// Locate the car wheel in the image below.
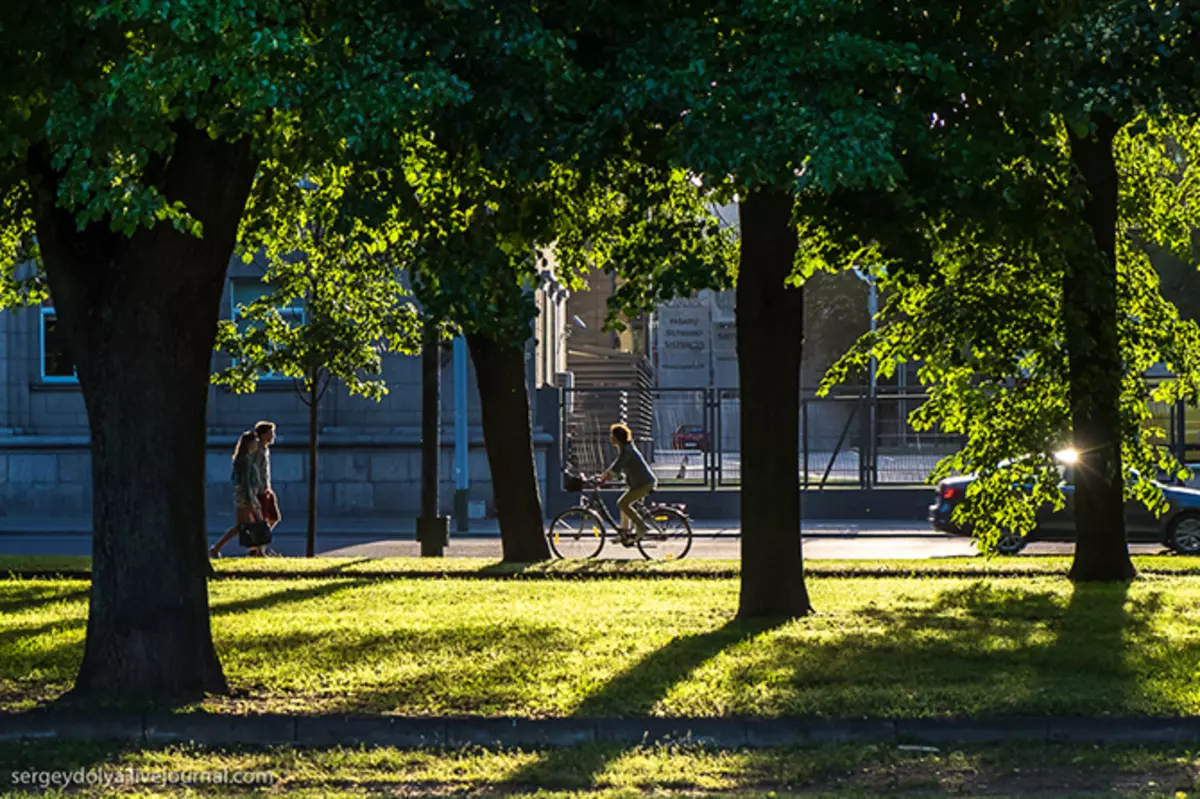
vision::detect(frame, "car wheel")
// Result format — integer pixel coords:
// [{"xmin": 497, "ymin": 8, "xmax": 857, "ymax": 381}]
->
[
  {"xmin": 994, "ymin": 530, "xmax": 1026, "ymax": 555},
  {"xmin": 1169, "ymin": 514, "xmax": 1200, "ymax": 555}
]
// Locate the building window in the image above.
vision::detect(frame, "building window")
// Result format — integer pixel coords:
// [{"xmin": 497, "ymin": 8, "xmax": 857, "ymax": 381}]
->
[
  {"xmin": 229, "ymin": 280, "xmax": 306, "ymax": 380},
  {"xmin": 40, "ymin": 308, "xmax": 77, "ymax": 383}
]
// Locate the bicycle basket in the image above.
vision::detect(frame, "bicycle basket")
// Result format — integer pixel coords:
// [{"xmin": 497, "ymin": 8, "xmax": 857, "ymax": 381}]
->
[{"xmin": 564, "ymin": 473, "xmax": 583, "ymax": 493}]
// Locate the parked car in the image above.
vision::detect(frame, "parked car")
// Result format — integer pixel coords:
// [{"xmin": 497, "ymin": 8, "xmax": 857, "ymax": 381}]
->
[
  {"xmin": 672, "ymin": 424, "xmax": 708, "ymax": 451},
  {"xmin": 928, "ymin": 450, "xmax": 1200, "ymax": 554}
]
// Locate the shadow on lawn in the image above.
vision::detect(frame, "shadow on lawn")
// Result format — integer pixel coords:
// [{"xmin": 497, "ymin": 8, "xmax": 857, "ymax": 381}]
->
[
  {"xmin": 504, "ymin": 616, "xmax": 787, "ymax": 789},
  {"xmin": 500, "ymin": 578, "xmax": 1173, "ymax": 792},
  {"xmin": 226, "ymin": 618, "xmax": 581, "ymax": 715},
  {"xmin": 0, "ymin": 585, "xmax": 88, "ymax": 617},
  {"xmin": 209, "ymin": 577, "xmax": 375, "ymax": 617},
  {"xmin": 0, "ymin": 580, "xmax": 377, "ymax": 715}
]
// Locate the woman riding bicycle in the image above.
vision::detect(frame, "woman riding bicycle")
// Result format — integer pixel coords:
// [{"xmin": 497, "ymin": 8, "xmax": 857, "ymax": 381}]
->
[{"xmin": 598, "ymin": 423, "xmax": 657, "ymax": 541}]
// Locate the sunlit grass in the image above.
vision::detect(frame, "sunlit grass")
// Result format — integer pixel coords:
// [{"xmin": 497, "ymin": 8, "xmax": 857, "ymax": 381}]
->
[{"xmin": 3, "ymin": 575, "xmax": 1200, "ymax": 719}]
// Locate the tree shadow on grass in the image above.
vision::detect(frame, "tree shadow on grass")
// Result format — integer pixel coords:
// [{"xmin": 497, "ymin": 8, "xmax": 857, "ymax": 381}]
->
[
  {"xmin": 1036, "ymin": 580, "xmax": 1138, "ymax": 714},
  {"xmin": 209, "ymin": 577, "xmax": 376, "ymax": 617},
  {"xmin": 0, "ymin": 580, "xmax": 380, "ymax": 716},
  {"xmin": 324, "ymin": 558, "xmax": 373, "ymax": 573},
  {"xmin": 499, "ymin": 579, "xmax": 1163, "ymax": 792},
  {"xmin": 208, "ymin": 617, "xmax": 584, "ymax": 717},
  {"xmin": 503, "ymin": 615, "xmax": 789, "ymax": 790},
  {"xmin": 0, "ymin": 585, "xmax": 88, "ymax": 617}
]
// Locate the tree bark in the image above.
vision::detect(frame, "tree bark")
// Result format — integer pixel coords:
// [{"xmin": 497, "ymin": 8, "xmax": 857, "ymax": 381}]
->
[
  {"xmin": 1065, "ymin": 114, "xmax": 1135, "ymax": 582},
  {"xmin": 736, "ymin": 188, "xmax": 813, "ymax": 618},
  {"xmin": 466, "ymin": 333, "xmax": 550, "ymax": 562},
  {"xmin": 306, "ymin": 370, "xmax": 319, "ymax": 559},
  {"xmin": 30, "ymin": 126, "xmax": 257, "ymax": 701}
]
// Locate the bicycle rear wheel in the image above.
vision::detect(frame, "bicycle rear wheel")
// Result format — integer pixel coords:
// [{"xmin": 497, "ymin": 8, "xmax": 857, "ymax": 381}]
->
[
  {"xmin": 636, "ymin": 506, "xmax": 693, "ymax": 561},
  {"xmin": 548, "ymin": 507, "xmax": 607, "ymax": 559}
]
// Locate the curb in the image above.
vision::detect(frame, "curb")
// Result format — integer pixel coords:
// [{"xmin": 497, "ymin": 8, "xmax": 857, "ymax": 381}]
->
[
  {"xmin": 5, "ymin": 712, "xmax": 1200, "ymax": 748},
  {"xmin": 6, "ymin": 568, "xmax": 1200, "ymax": 582},
  {"xmin": 6, "ymin": 566, "xmax": 1200, "ymax": 582}
]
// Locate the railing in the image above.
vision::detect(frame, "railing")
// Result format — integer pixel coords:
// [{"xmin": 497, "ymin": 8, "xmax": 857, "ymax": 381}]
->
[{"xmin": 559, "ymin": 387, "xmax": 964, "ymax": 490}]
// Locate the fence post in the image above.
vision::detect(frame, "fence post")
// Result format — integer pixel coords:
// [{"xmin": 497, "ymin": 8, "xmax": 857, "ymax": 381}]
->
[
  {"xmin": 802, "ymin": 399, "xmax": 809, "ymax": 489},
  {"xmin": 857, "ymin": 392, "xmax": 870, "ymax": 489},
  {"xmin": 708, "ymin": 388, "xmax": 718, "ymax": 491},
  {"xmin": 870, "ymin": 391, "xmax": 879, "ymax": 488}
]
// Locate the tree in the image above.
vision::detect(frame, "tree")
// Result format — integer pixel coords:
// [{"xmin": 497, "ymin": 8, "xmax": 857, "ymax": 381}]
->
[
  {"xmin": 593, "ymin": 0, "xmax": 959, "ymax": 617},
  {"xmin": 213, "ymin": 170, "xmax": 418, "ymax": 558},
  {"xmin": 396, "ymin": 5, "xmax": 736, "ymax": 561},
  {"xmin": 0, "ymin": 0, "xmax": 519, "ymax": 700},
  {"xmin": 815, "ymin": 3, "xmax": 1200, "ymax": 581}
]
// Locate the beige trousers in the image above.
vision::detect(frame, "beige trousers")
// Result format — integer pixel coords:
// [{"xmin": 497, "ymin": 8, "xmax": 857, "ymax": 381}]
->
[{"xmin": 617, "ymin": 484, "xmax": 654, "ymax": 532}]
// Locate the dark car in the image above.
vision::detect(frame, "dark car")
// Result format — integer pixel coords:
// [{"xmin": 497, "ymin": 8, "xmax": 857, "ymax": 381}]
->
[
  {"xmin": 672, "ymin": 424, "xmax": 707, "ymax": 451},
  {"xmin": 929, "ymin": 450, "xmax": 1200, "ymax": 554}
]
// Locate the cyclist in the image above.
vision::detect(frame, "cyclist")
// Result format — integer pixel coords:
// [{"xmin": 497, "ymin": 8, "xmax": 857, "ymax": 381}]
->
[{"xmin": 598, "ymin": 423, "xmax": 657, "ymax": 543}]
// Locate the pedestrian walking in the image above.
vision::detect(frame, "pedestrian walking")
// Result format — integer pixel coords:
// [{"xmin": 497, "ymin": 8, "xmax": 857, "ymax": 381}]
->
[
  {"xmin": 250, "ymin": 420, "xmax": 281, "ymax": 531},
  {"xmin": 209, "ymin": 430, "xmax": 268, "ymax": 558}
]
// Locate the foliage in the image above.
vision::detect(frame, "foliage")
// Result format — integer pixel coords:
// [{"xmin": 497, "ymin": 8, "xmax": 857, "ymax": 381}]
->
[
  {"xmin": 807, "ymin": 2, "xmax": 1200, "ymax": 550},
  {"xmin": 552, "ymin": 164, "xmax": 738, "ymax": 328},
  {"xmin": 211, "ymin": 166, "xmax": 421, "ymax": 399},
  {"xmin": 0, "ymin": 0, "xmax": 560, "ymax": 303}
]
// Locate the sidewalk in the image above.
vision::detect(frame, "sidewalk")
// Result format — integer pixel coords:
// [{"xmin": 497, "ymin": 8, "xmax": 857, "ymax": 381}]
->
[
  {"xmin": 4, "ymin": 710, "xmax": 1199, "ymax": 748},
  {"xmin": 0, "ymin": 517, "xmax": 938, "ymax": 538}
]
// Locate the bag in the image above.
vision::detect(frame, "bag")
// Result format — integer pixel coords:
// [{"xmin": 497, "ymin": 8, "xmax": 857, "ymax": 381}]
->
[
  {"xmin": 238, "ymin": 519, "xmax": 272, "ymax": 548},
  {"xmin": 258, "ymin": 490, "xmax": 281, "ymax": 525}
]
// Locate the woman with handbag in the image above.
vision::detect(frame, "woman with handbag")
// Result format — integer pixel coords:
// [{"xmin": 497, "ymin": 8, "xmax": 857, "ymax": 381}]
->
[{"xmin": 209, "ymin": 430, "xmax": 269, "ymax": 558}]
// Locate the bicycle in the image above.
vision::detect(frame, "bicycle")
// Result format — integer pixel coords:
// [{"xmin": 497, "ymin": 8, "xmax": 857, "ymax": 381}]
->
[{"xmin": 548, "ymin": 473, "xmax": 694, "ymax": 560}]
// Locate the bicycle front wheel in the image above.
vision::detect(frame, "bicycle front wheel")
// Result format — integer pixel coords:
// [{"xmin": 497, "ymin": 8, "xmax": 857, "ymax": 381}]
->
[
  {"xmin": 637, "ymin": 506, "xmax": 693, "ymax": 561},
  {"xmin": 548, "ymin": 507, "xmax": 607, "ymax": 559}
]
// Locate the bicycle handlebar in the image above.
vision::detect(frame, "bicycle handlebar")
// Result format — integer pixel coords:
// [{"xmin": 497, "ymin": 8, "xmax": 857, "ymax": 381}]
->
[{"xmin": 566, "ymin": 472, "xmax": 609, "ymax": 489}]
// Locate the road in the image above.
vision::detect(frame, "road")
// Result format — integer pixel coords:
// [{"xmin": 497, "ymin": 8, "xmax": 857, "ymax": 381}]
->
[{"xmin": 0, "ymin": 521, "xmax": 1170, "ymax": 560}]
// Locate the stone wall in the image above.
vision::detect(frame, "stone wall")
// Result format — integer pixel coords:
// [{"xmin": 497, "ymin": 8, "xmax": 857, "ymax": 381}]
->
[{"xmin": 0, "ymin": 434, "xmax": 551, "ymax": 522}]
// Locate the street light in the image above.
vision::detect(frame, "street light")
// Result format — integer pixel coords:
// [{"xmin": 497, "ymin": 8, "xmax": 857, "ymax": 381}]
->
[{"xmin": 852, "ymin": 265, "xmax": 879, "ymax": 488}]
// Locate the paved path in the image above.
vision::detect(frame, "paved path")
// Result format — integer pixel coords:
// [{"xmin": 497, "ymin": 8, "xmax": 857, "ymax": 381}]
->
[
  {"xmin": 7, "ymin": 709, "xmax": 1200, "ymax": 748},
  {"xmin": 0, "ymin": 525, "xmax": 1169, "ymax": 560}
]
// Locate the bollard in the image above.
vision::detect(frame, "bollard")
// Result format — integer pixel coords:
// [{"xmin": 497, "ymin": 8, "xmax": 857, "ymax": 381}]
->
[{"xmin": 416, "ymin": 515, "xmax": 449, "ymax": 558}]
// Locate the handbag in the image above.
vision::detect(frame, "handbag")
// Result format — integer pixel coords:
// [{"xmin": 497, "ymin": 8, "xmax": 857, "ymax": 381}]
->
[
  {"xmin": 258, "ymin": 490, "xmax": 281, "ymax": 525},
  {"xmin": 238, "ymin": 519, "xmax": 272, "ymax": 548}
]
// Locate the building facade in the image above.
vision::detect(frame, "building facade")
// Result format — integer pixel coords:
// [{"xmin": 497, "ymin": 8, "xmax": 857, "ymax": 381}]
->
[{"xmin": 0, "ymin": 255, "xmax": 552, "ymax": 527}]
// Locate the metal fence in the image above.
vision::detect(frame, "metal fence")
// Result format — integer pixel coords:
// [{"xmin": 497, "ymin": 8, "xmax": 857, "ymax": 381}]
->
[
  {"xmin": 560, "ymin": 387, "xmax": 964, "ymax": 490},
  {"xmin": 559, "ymin": 385, "xmax": 1200, "ymax": 491}
]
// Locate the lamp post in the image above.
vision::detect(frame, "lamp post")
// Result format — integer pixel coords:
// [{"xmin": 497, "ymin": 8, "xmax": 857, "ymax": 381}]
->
[
  {"xmin": 452, "ymin": 335, "xmax": 469, "ymax": 532},
  {"xmin": 852, "ymin": 266, "xmax": 878, "ymax": 488}
]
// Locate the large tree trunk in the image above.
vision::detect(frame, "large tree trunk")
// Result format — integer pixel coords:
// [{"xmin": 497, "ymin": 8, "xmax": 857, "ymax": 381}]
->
[
  {"xmin": 736, "ymin": 188, "xmax": 813, "ymax": 618},
  {"xmin": 1065, "ymin": 114, "xmax": 1135, "ymax": 582},
  {"xmin": 30, "ymin": 127, "xmax": 257, "ymax": 701},
  {"xmin": 466, "ymin": 333, "xmax": 550, "ymax": 562}
]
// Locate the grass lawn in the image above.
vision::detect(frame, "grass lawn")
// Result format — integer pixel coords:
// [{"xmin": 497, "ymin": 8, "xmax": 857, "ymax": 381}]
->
[
  {"xmin": 1, "ymin": 740, "xmax": 1198, "ymax": 797},
  {"xmin": 4, "ymin": 574, "xmax": 1200, "ymax": 719}
]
